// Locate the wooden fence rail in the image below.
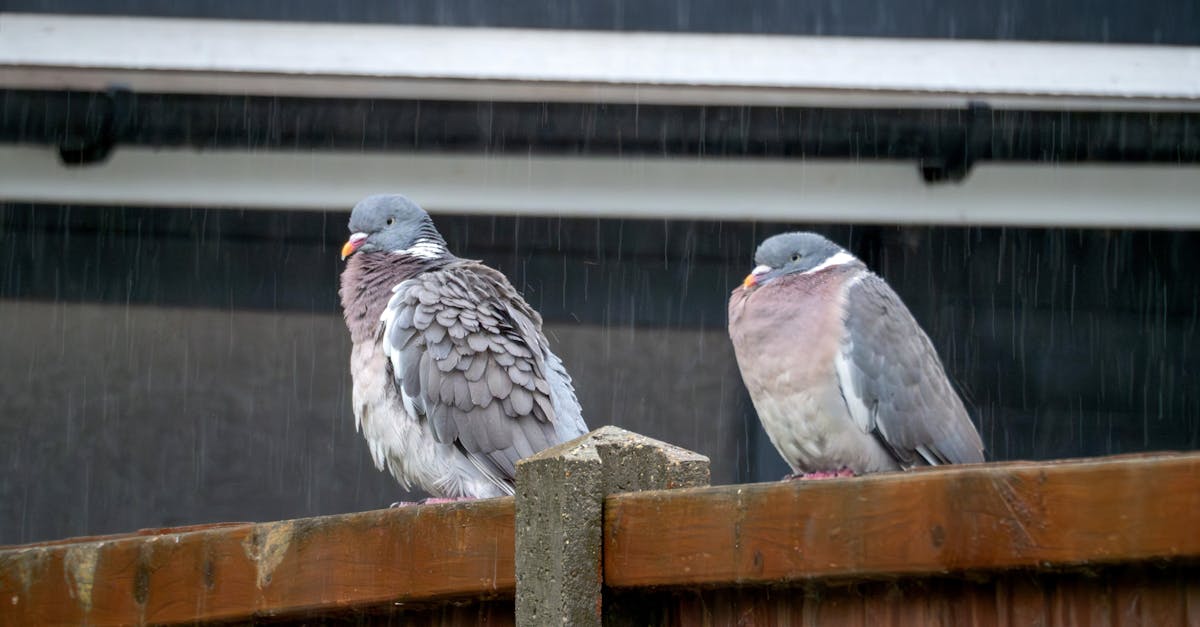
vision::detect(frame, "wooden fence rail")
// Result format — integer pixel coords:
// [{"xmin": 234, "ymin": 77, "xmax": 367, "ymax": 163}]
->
[
  {"xmin": 1, "ymin": 427, "xmax": 1197, "ymax": 626},
  {"xmin": 604, "ymin": 453, "xmax": 1200, "ymax": 587},
  {"xmin": 0, "ymin": 501, "xmax": 515, "ymax": 624}
]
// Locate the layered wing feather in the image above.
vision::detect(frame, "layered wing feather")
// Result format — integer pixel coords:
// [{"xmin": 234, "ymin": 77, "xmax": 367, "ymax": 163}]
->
[
  {"xmin": 379, "ymin": 261, "xmax": 586, "ymax": 492},
  {"xmin": 835, "ymin": 274, "xmax": 985, "ymax": 467}
]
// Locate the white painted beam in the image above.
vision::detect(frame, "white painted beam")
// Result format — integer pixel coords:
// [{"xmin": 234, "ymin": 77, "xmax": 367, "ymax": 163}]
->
[
  {"xmin": 2, "ymin": 14, "xmax": 1199, "ymax": 111},
  {"xmin": 1, "ymin": 145, "xmax": 1197, "ymax": 229}
]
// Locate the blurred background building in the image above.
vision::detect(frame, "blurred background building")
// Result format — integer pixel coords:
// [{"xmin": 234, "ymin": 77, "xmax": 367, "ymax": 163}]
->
[{"xmin": 1, "ymin": 0, "xmax": 1197, "ymax": 544}]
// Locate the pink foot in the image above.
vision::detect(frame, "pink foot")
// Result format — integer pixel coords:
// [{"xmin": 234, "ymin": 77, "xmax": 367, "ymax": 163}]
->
[
  {"xmin": 784, "ymin": 467, "xmax": 856, "ymax": 481},
  {"xmin": 389, "ymin": 496, "xmax": 476, "ymax": 508}
]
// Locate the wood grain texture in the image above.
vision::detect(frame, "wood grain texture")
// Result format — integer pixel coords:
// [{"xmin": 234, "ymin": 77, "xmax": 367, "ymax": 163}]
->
[
  {"xmin": 609, "ymin": 565, "xmax": 1197, "ymax": 627},
  {"xmin": 604, "ymin": 453, "xmax": 1200, "ymax": 588},
  {"xmin": 4, "ymin": 452, "xmax": 1199, "ymax": 625},
  {"xmin": 0, "ymin": 499, "xmax": 515, "ymax": 625},
  {"xmin": 261, "ymin": 599, "xmax": 516, "ymax": 626}
]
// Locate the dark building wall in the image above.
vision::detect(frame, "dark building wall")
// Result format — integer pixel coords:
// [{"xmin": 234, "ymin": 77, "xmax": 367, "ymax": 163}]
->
[
  {"xmin": 1, "ymin": 203, "xmax": 1197, "ymax": 545},
  {"xmin": 0, "ymin": 300, "xmax": 742, "ymax": 544},
  {"xmin": 6, "ymin": 91, "xmax": 1198, "ymax": 165},
  {"xmin": 7, "ymin": 0, "xmax": 1199, "ymax": 45}
]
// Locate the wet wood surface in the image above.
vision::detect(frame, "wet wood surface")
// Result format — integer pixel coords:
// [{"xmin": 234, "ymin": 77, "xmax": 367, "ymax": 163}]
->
[
  {"xmin": 604, "ymin": 452, "xmax": 1200, "ymax": 588},
  {"xmin": 0, "ymin": 498, "xmax": 515, "ymax": 625},
  {"xmin": 609, "ymin": 563, "xmax": 1200, "ymax": 626},
  {"xmin": 3, "ymin": 452, "xmax": 1199, "ymax": 625}
]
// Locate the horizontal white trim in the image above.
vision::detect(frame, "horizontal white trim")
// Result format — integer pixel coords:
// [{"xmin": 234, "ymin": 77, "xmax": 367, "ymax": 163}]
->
[
  {"xmin": 1, "ymin": 145, "xmax": 1198, "ymax": 228},
  {"xmin": 2, "ymin": 14, "xmax": 1199, "ymax": 111}
]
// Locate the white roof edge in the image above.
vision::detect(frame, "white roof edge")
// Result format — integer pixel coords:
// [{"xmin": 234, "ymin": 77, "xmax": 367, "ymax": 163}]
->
[
  {"xmin": 2, "ymin": 145, "xmax": 1198, "ymax": 229},
  {"xmin": 2, "ymin": 13, "xmax": 1199, "ymax": 111}
]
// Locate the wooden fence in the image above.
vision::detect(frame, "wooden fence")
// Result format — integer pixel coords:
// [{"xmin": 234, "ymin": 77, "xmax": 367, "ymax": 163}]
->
[{"xmin": 2, "ymin": 426, "xmax": 1197, "ymax": 626}]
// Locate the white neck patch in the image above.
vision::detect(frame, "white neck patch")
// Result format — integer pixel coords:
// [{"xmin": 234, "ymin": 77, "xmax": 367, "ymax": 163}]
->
[
  {"xmin": 802, "ymin": 250, "xmax": 858, "ymax": 275},
  {"xmin": 395, "ymin": 238, "xmax": 446, "ymax": 259}
]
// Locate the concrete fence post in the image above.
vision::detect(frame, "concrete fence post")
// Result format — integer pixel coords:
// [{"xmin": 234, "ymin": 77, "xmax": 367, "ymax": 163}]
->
[{"xmin": 514, "ymin": 426, "xmax": 710, "ymax": 626}]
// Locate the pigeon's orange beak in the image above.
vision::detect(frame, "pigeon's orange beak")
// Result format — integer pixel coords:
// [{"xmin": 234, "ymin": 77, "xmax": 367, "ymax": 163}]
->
[
  {"xmin": 742, "ymin": 264, "xmax": 771, "ymax": 289},
  {"xmin": 341, "ymin": 232, "xmax": 368, "ymax": 260}
]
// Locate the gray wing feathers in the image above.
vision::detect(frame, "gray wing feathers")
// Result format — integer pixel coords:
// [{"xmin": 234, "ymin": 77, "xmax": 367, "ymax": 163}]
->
[
  {"xmin": 504, "ymin": 300, "xmax": 587, "ymax": 443},
  {"xmin": 838, "ymin": 274, "xmax": 984, "ymax": 466},
  {"xmin": 544, "ymin": 350, "xmax": 587, "ymax": 442},
  {"xmin": 380, "ymin": 264, "xmax": 582, "ymax": 488}
]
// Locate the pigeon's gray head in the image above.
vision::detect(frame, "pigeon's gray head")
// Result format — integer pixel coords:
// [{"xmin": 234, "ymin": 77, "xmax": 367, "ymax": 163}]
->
[
  {"xmin": 742, "ymin": 232, "xmax": 860, "ymax": 289},
  {"xmin": 341, "ymin": 194, "xmax": 449, "ymax": 261}
]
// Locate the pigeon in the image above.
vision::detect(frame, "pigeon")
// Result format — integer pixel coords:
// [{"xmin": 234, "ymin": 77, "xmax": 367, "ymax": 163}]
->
[
  {"xmin": 727, "ymin": 232, "xmax": 984, "ymax": 478},
  {"xmin": 338, "ymin": 194, "xmax": 587, "ymax": 499}
]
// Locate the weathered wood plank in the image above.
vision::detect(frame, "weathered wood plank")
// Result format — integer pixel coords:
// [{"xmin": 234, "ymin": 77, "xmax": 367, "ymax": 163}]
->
[
  {"xmin": 614, "ymin": 566, "xmax": 1198, "ymax": 626},
  {"xmin": 604, "ymin": 453, "xmax": 1200, "ymax": 588},
  {"xmin": 0, "ymin": 499, "xmax": 515, "ymax": 625},
  {"xmin": 5, "ymin": 451, "xmax": 1198, "ymax": 625}
]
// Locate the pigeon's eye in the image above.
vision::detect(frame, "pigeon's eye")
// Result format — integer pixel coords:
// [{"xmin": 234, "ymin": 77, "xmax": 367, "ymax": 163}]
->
[
  {"xmin": 386, "ymin": 217, "xmax": 395, "ymax": 226},
  {"xmin": 791, "ymin": 253, "xmax": 802, "ymax": 262}
]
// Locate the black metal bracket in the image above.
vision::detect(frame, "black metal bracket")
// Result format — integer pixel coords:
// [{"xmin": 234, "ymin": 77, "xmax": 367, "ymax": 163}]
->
[
  {"xmin": 919, "ymin": 101, "xmax": 992, "ymax": 184},
  {"xmin": 58, "ymin": 86, "xmax": 135, "ymax": 166}
]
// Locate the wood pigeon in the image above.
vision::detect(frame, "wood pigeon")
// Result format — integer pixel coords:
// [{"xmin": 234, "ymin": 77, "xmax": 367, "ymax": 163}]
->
[
  {"xmin": 338, "ymin": 194, "xmax": 587, "ymax": 499},
  {"xmin": 728, "ymin": 232, "xmax": 984, "ymax": 478}
]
